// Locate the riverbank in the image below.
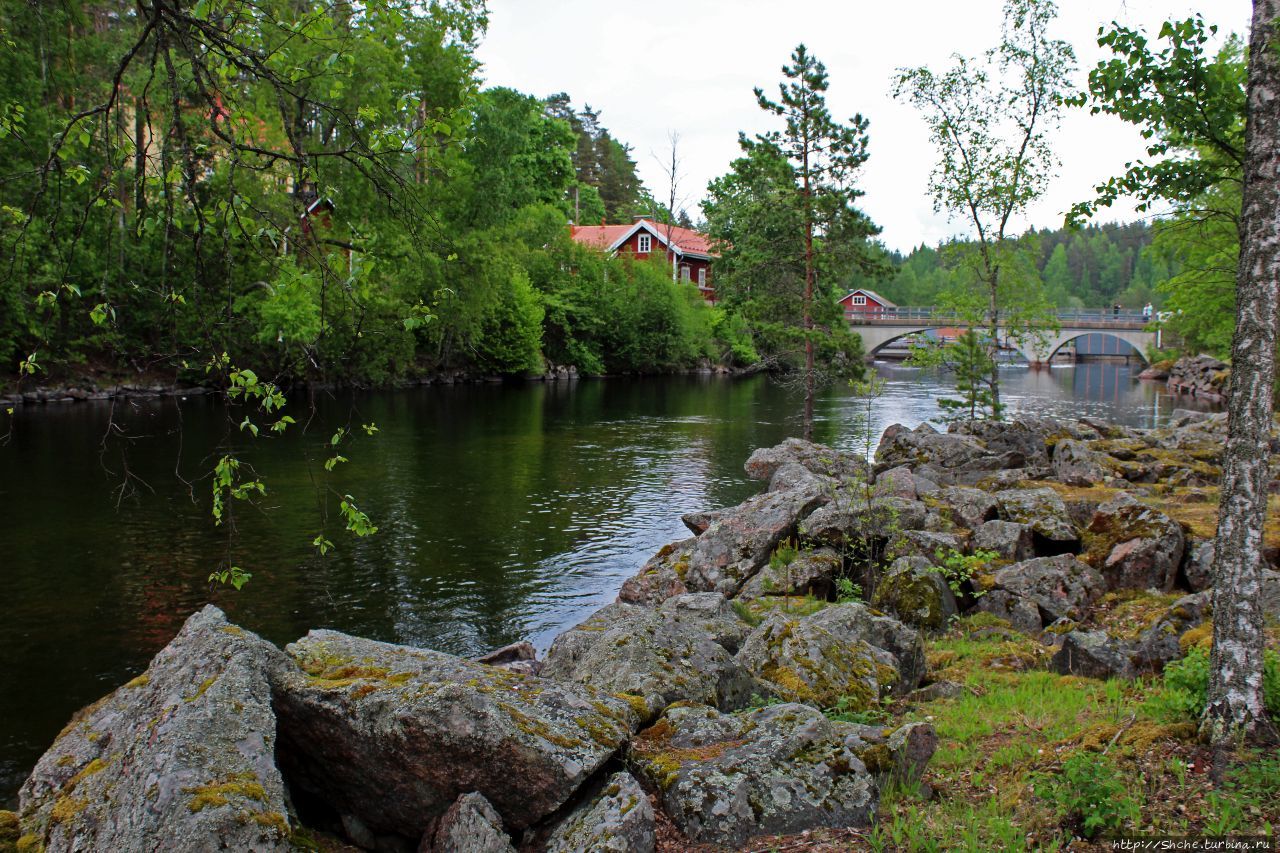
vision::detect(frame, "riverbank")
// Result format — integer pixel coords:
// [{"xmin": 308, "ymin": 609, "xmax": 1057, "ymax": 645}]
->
[
  {"xmin": 4, "ymin": 411, "xmax": 1276, "ymax": 851},
  {"xmin": 0, "ymin": 361, "xmax": 753, "ymax": 409}
]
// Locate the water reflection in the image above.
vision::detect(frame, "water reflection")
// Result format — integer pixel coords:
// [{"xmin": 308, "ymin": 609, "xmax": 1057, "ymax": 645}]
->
[{"xmin": 0, "ymin": 362, "xmax": 1216, "ymax": 801}]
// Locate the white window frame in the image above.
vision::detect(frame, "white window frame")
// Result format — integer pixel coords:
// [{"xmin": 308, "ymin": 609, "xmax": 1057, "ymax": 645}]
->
[
  {"xmin": 697, "ymin": 268, "xmax": 707, "ymax": 288},
  {"xmin": 851, "ymin": 294, "xmax": 866, "ymax": 305},
  {"xmin": 637, "ymin": 234, "xmax": 652, "ymax": 253}
]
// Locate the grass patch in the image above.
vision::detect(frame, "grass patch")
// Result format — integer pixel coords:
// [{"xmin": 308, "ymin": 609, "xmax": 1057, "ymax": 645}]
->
[
  {"xmin": 733, "ymin": 593, "xmax": 829, "ymax": 623},
  {"xmin": 874, "ymin": 615, "xmax": 1280, "ymax": 848}
]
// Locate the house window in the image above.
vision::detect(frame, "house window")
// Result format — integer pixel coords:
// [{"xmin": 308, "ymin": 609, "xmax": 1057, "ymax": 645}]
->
[
  {"xmin": 637, "ymin": 234, "xmax": 651, "ymax": 253},
  {"xmin": 698, "ymin": 268, "xmax": 707, "ymax": 288},
  {"xmin": 852, "ymin": 295, "xmax": 866, "ymax": 305},
  {"xmin": 681, "ymin": 265, "xmax": 691, "ymax": 281}
]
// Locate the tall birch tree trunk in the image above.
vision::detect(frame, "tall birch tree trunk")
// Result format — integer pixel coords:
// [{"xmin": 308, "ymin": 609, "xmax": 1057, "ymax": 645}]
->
[{"xmin": 1202, "ymin": 0, "xmax": 1280, "ymax": 749}]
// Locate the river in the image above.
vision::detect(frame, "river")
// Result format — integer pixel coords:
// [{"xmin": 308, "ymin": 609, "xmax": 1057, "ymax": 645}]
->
[{"xmin": 0, "ymin": 361, "xmax": 1217, "ymax": 802}]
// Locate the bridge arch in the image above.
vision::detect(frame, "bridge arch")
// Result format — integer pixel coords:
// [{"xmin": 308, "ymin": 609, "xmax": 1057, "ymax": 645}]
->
[
  {"xmin": 1030, "ymin": 330, "xmax": 1151, "ymax": 365},
  {"xmin": 862, "ymin": 327, "xmax": 934, "ymax": 359},
  {"xmin": 847, "ymin": 309, "xmax": 1159, "ymax": 365}
]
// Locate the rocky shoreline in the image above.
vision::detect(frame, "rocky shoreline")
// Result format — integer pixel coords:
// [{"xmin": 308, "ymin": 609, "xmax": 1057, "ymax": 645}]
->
[
  {"xmin": 1139, "ymin": 353, "xmax": 1231, "ymax": 402},
  {"xmin": 3, "ymin": 411, "xmax": 1278, "ymax": 852},
  {"xmin": 0, "ymin": 362, "xmax": 743, "ymax": 409}
]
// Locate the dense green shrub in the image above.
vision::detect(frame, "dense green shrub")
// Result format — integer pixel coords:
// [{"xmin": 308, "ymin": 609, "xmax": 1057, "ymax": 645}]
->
[
  {"xmin": 1146, "ymin": 645, "xmax": 1280, "ymax": 722},
  {"xmin": 1036, "ymin": 752, "xmax": 1141, "ymax": 839}
]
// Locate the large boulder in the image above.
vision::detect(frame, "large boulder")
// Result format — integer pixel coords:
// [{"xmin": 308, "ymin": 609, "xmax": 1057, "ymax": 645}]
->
[
  {"xmin": 839, "ymin": 720, "xmax": 938, "ymax": 784},
  {"xmin": 949, "ymin": 419, "xmax": 1051, "ymax": 467},
  {"xmin": 884, "ymin": 530, "xmax": 965, "ymax": 564},
  {"xmin": 424, "ymin": 792, "xmax": 515, "ymax": 853},
  {"xmin": 684, "ymin": 487, "xmax": 828, "ymax": 596},
  {"xmin": 994, "ymin": 487, "xmax": 1078, "ymax": 545},
  {"xmin": 1182, "ymin": 540, "xmax": 1215, "ymax": 592},
  {"xmin": 745, "ymin": 438, "xmax": 869, "ymax": 484},
  {"xmin": 17, "ymin": 606, "xmax": 293, "ymax": 853},
  {"xmin": 273, "ymin": 630, "xmax": 633, "ymax": 837},
  {"xmin": 735, "ymin": 547, "xmax": 840, "ymax": 601},
  {"xmin": 974, "ymin": 590, "xmax": 1044, "ymax": 634},
  {"xmin": 476, "ymin": 641, "xmax": 540, "ymax": 677},
  {"xmin": 629, "ymin": 703, "xmax": 877, "ymax": 848},
  {"xmin": 871, "ymin": 556, "xmax": 958, "ymax": 634},
  {"xmin": 931, "ymin": 487, "xmax": 998, "ymax": 531},
  {"xmin": 735, "ymin": 603, "xmax": 925, "ymax": 709},
  {"xmin": 1051, "ymin": 631, "xmax": 1137, "ymax": 681},
  {"xmin": 875, "ymin": 423, "xmax": 990, "ymax": 472},
  {"xmin": 983, "ymin": 555, "xmax": 1105, "ymax": 631},
  {"xmin": 874, "ymin": 465, "xmax": 920, "ymax": 500},
  {"xmin": 681, "ymin": 509, "xmax": 728, "ymax": 536},
  {"xmin": 540, "ymin": 772, "xmax": 655, "ymax": 853},
  {"xmin": 801, "ymin": 494, "xmax": 929, "ymax": 548},
  {"xmin": 1053, "ymin": 440, "xmax": 1107, "ymax": 486},
  {"xmin": 1132, "ymin": 591, "xmax": 1212, "ymax": 671},
  {"xmin": 972, "ymin": 520, "xmax": 1036, "ymax": 562},
  {"xmin": 618, "ymin": 538, "xmax": 693, "ymax": 606},
  {"xmin": 1084, "ymin": 494, "xmax": 1185, "ymax": 592},
  {"xmin": 768, "ymin": 461, "xmax": 833, "ymax": 495},
  {"xmin": 540, "ymin": 596, "xmax": 755, "ymax": 719}
]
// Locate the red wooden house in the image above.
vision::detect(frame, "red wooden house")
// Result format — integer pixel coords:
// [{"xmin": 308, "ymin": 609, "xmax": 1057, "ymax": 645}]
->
[
  {"xmin": 569, "ymin": 218, "xmax": 718, "ymax": 302},
  {"xmin": 838, "ymin": 288, "xmax": 896, "ymax": 319}
]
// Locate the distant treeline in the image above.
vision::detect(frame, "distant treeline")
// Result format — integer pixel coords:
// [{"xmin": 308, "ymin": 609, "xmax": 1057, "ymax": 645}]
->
[{"xmin": 866, "ymin": 221, "xmax": 1179, "ymax": 310}]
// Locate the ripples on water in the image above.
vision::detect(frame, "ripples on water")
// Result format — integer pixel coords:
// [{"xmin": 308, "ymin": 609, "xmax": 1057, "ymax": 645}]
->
[{"xmin": 0, "ymin": 361, "xmax": 1217, "ymax": 801}]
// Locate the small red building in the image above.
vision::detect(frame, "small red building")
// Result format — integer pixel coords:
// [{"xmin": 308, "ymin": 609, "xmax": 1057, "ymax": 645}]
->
[
  {"xmin": 838, "ymin": 288, "xmax": 896, "ymax": 318},
  {"xmin": 569, "ymin": 218, "xmax": 718, "ymax": 302}
]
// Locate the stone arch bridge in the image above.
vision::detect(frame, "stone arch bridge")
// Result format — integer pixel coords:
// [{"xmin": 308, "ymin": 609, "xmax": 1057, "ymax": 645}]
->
[{"xmin": 846, "ymin": 307, "xmax": 1161, "ymax": 366}]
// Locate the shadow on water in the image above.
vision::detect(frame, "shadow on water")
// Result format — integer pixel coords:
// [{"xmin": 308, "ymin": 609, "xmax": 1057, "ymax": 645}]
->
[{"xmin": 0, "ymin": 362, "xmax": 1218, "ymax": 802}]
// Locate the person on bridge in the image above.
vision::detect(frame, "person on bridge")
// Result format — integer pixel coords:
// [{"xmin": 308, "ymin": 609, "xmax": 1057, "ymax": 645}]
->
[
  {"xmin": 1142, "ymin": 302, "xmax": 1153, "ymax": 320},
  {"xmin": 1113, "ymin": 303, "xmax": 1121, "ymax": 316}
]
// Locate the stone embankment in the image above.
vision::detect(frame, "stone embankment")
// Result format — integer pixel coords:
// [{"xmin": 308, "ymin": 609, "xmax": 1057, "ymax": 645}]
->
[
  {"xmin": 6, "ymin": 410, "xmax": 1279, "ymax": 852},
  {"xmin": 1139, "ymin": 353, "xmax": 1231, "ymax": 401}
]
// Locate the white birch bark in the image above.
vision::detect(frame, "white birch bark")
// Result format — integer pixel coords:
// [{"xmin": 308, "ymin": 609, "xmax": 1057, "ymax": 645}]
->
[{"xmin": 1202, "ymin": 0, "xmax": 1280, "ymax": 746}]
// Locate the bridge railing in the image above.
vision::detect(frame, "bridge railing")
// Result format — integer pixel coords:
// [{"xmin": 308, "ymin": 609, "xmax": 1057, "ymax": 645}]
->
[{"xmin": 844, "ymin": 306, "xmax": 1153, "ymax": 327}]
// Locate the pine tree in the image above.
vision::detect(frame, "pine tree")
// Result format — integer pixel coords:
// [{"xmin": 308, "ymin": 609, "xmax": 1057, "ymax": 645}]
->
[
  {"xmin": 754, "ymin": 44, "xmax": 873, "ymax": 440},
  {"xmin": 935, "ymin": 330, "xmax": 1000, "ymax": 421}
]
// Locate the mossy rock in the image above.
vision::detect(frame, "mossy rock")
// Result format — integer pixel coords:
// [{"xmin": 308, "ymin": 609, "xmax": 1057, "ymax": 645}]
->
[
  {"xmin": 871, "ymin": 557, "xmax": 958, "ymax": 634},
  {"xmin": 629, "ymin": 703, "xmax": 876, "ymax": 848}
]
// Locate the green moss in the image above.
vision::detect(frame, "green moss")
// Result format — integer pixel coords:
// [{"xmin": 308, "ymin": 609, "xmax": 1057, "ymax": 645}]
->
[
  {"xmin": 183, "ymin": 676, "xmax": 218, "ymax": 703},
  {"xmin": 124, "ymin": 673, "xmax": 150, "ymax": 689},
  {"xmin": 184, "ymin": 773, "xmax": 267, "ymax": 813},
  {"xmin": 48, "ymin": 796, "xmax": 87, "ymax": 825},
  {"xmin": 630, "ymin": 717, "xmax": 745, "ymax": 790},
  {"xmin": 1070, "ymin": 721, "xmax": 1197, "ymax": 753},
  {"xmin": 65, "ymin": 757, "xmax": 108, "ymax": 790},
  {"xmin": 1179, "ymin": 623, "xmax": 1213, "ymax": 651},
  {"xmin": 15, "ymin": 834, "xmax": 43, "ymax": 853},
  {"xmin": 498, "ymin": 702, "xmax": 584, "ymax": 749},
  {"xmin": 575, "ymin": 715, "xmax": 625, "ymax": 748},
  {"xmin": 298, "ymin": 654, "xmax": 414, "ymax": 693},
  {"xmin": 873, "ymin": 570, "xmax": 947, "ymax": 630},
  {"xmin": 246, "ymin": 811, "xmax": 289, "ymax": 835},
  {"xmin": 1092, "ymin": 590, "xmax": 1183, "ymax": 641},
  {"xmin": 0, "ymin": 811, "xmax": 18, "ymax": 844},
  {"xmin": 856, "ymin": 742, "xmax": 894, "ymax": 775}
]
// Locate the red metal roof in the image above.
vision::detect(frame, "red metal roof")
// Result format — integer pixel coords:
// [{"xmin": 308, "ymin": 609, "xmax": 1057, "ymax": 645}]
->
[
  {"xmin": 569, "ymin": 219, "xmax": 717, "ymax": 258},
  {"xmin": 568, "ymin": 223, "xmax": 634, "ymax": 251}
]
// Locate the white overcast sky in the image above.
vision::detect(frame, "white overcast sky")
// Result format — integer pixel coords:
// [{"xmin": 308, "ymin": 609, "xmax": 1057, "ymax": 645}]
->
[{"xmin": 474, "ymin": 1, "xmax": 1249, "ymax": 253}]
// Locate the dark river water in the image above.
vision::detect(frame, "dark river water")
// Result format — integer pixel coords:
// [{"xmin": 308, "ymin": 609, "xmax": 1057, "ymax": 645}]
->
[{"xmin": 0, "ymin": 361, "xmax": 1218, "ymax": 802}]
